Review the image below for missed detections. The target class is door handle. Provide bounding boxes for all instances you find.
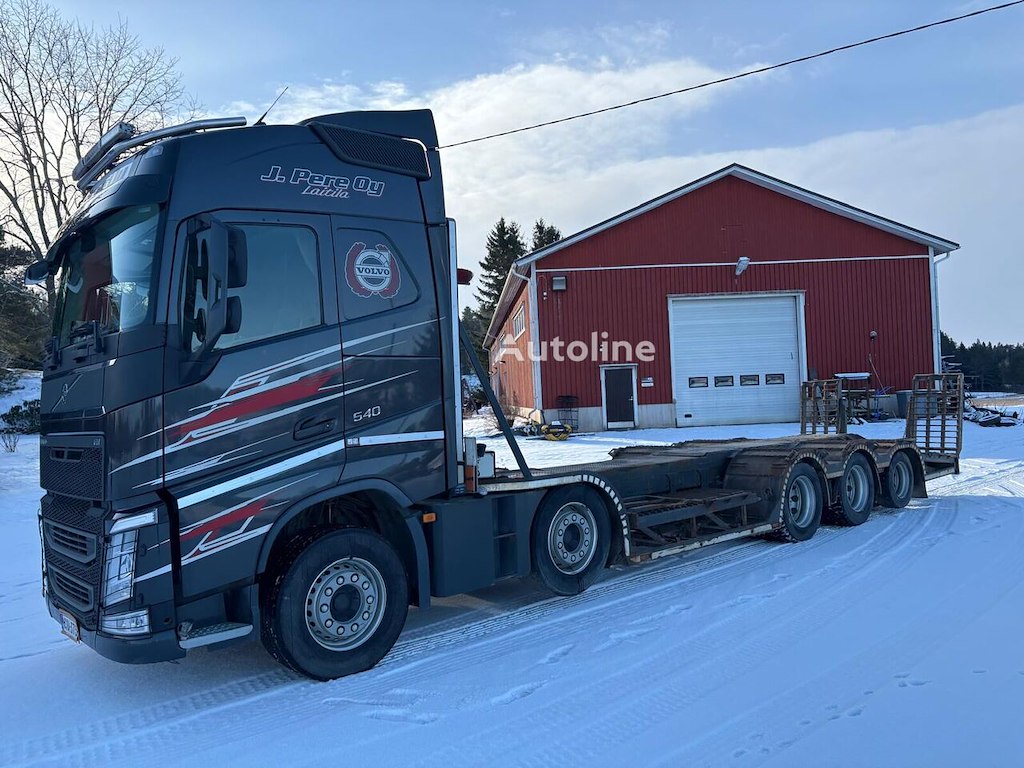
[293,415,335,441]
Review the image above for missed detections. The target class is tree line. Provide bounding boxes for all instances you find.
[941,332,1024,393]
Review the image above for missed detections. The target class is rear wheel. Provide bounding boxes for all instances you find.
[774,463,823,542]
[829,453,876,526]
[261,528,408,680]
[880,451,914,509]
[532,485,612,595]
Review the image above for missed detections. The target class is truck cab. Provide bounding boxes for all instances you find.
[34,111,464,677]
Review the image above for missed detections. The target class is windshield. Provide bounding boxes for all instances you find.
[53,204,162,348]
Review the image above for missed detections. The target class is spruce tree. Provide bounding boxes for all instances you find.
[531,219,562,251]
[475,217,526,321]
[460,305,487,376]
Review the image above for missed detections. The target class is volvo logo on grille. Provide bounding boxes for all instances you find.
[52,375,81,412]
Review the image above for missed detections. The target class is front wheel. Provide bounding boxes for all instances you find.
[261,528,408,680]
[532,485,612,596]
[773,463,823,542]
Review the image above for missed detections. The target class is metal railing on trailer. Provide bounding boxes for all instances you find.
[905,372,964,477]
[800,379,846,435]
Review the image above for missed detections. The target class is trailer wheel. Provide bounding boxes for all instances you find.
[880,451,914,509]
[774,463,823,542]
[261,528,408,680]
[830,453,876,526]
[532,486,611,596]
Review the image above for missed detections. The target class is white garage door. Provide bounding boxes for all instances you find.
[670,294,804,427]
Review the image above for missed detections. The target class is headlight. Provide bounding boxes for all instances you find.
[100,608,150,636]
[110,508,158,533]
[102,529,138,607]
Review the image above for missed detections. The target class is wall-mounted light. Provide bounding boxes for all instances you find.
[551,275,567,291]
[735,256,750,277]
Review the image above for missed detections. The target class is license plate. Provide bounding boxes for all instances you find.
[59,610,80,642]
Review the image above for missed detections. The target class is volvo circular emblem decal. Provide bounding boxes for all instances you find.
[345,242,401,298]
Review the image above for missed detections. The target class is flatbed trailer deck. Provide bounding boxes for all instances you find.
[466,433,932,566]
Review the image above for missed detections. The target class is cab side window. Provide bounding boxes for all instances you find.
[179,223,322,353]
[216,224,321,350]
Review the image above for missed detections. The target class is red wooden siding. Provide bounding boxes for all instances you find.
[541,175,924,271]
[530,175,936,413]
[536,259,934,410]
[489,281,534,411]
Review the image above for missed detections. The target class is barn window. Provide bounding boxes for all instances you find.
[766,373,786,385]
[688,376,708,388]
[551,275,567,291]
[512,305,526,339]
[740,375,760,386]
[715,376,734,387]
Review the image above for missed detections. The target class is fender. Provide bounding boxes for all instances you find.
[254,478,430,607]
[481,472,631,558]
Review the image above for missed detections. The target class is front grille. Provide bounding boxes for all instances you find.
[44,520,96,563]
[40,438,104,500]
[41,495,103,628]
[49,565,94,613]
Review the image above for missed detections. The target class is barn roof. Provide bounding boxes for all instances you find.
[484,163,959,346]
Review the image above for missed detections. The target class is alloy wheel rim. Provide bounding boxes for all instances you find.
[788,475,817,528]
[547,502,598,575]
[845,463,870,512]
[305,557,387,651]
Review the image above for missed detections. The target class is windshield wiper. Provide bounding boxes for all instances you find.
[67,320,106,358]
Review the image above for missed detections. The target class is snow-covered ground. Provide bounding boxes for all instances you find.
[1,409,1022,767]
[0,370,40,414]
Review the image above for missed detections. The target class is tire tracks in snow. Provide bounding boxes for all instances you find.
[655,496,1024,767]
[404,496,956,768]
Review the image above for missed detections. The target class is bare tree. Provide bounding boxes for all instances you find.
[0,0,192,304]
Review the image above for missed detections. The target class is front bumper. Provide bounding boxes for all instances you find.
[47,596,184,664]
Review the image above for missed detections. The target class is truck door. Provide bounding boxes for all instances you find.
[332,215,447,503]
[162,211,345,597]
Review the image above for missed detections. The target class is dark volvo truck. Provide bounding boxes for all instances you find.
[28,111,961,680]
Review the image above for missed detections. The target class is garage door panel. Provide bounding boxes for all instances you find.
[670,295,802,427]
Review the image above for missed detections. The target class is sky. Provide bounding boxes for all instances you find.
[58,0,1024,343]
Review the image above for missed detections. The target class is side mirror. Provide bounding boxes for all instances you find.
[187,216,248,354]
[225,296,242,334]
[228,227,247,288]
[25,260,50,285]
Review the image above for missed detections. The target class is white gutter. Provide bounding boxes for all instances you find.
[929,245,941,374]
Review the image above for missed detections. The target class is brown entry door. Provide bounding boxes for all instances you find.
[604,367,636,429]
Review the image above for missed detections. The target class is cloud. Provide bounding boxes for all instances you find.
[257,50,757,284]
[231,52,1022,343]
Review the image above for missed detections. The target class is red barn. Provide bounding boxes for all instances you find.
[484,164,958,431]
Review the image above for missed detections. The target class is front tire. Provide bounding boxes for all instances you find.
[774,463,823,542]
[261,528,408,680]
[532,485,612,596]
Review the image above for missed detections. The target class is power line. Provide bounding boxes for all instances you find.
[438,1,1024,150]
